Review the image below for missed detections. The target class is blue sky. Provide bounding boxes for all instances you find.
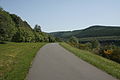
[0,0,120,32]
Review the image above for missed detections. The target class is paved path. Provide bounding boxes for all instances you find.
[27,43,117,80]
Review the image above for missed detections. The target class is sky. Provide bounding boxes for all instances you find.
[0,0,120,32]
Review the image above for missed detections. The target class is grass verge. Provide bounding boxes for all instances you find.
[60,42,120,79]
[0,42,46,80]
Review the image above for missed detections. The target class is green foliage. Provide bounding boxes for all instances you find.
[0,9,17,41]
[10,14,36,42]
[48,35,56,42]
[99,45,120,63]
[79,36,120,42]
[67,38,120,63]
[34,32,43,42]
[50,25,120,41]
[0,7,3,11]
[111,47,120,63]
[85,42,92,49]
[79,42,92,50]
[0,8,56,42]
[69,36,79,44]
[34,24,41,32]
[55,37,62,42]
[91,39,100,49]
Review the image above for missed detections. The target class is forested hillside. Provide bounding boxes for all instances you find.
[0,8,56,42]
[50,25,120,40]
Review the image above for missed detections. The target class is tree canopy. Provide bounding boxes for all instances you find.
[0,8,56,42]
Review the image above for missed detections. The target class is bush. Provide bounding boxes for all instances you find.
[69,36,79,44]
[68,40,120,63]
[98,45,120,63]
[0,41,6,44]
[111,47,120,63]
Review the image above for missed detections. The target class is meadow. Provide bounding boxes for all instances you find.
[0,42,46,80]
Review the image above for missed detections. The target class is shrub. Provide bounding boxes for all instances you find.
[98,45,120,63]
[68,40,120,63]
[69,36,79,44]
[111,47,120,63]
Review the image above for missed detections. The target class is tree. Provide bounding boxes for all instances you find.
[69,36,79,44]
[0,27,7,41]
[34,32,44,42]
[0,9,17,41]
[48,35,56,42]
[0,7,3,11]
[55,37,62,42]
[12,31,23,42]
[0,8,56,43]
[91,39,100,49]
[85,42,92,50]
[34,24,41,32]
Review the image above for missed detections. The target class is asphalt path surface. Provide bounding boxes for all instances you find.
[27,43,117,80]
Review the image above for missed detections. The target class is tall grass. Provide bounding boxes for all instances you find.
[0,42,46,80]
[60,42,120,79]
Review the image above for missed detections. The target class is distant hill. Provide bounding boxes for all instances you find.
[50,25,120,40]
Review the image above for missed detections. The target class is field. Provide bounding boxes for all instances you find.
[60,42,120,79]
[0,42,46,80]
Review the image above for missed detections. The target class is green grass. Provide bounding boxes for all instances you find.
[60,42,120,79]
[0,42,46,80]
